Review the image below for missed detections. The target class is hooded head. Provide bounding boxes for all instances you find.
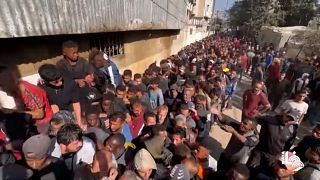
[301,73,309,79]
[134,149,157,180]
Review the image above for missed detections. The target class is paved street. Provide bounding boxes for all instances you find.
[209,74,313,160]
[210,74,252,160]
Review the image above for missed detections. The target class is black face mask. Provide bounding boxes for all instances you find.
[45,79,64,89]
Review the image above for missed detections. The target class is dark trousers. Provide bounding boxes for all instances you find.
[217,153,233,172]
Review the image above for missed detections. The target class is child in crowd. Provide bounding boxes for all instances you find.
[148,78,164,111]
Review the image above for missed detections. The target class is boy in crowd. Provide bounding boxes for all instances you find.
[148,78,164,111]
[133,73,147,92]
[122,69,133,87]
[56,40,94,88]
[108,112,132,142]
[278,89,309,125]
[222,69,238,111]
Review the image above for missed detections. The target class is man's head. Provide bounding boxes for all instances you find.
[85,107,100,128]
[312,125,320,139]
[132,101,144,117]
[295,89,309,102]
[230,70,237,79]
[174,114,187,129]
[0,65,21,96]
[213,77,223,87]
[119,171,139,180]
[184,81,195,97]
[280,72,286,81]
[116,85,127,99]
[171,127,186,146]
[157,105,168,124]
[49,110,75,137]
[226,164,250,180]
[102,93,115,113]
[196,143,210,161]
[38,64,63,87]
[57,124,83,154]
[149,78,159,89]
[151,124,167,138]
[133,73,143,85]
[173,143,192,164]
[169,84,179,98]
[240,117,257,133]
[89,50,107,68]
[306,143,320,164]
[123,69,132,84]
[134,149,157,180]
[127,85,139,99]
[109,112,126,133]
[179,103,191,117]
[144,112,157,126]
[23,134,52,170]
[62,40,79,62]
[194,94,206,110]
[104,134,125,155]
[252,81,263,94]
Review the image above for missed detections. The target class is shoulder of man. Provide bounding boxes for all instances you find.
[56,58,67,66]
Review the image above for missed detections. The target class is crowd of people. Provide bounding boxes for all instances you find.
[0,34,319,180]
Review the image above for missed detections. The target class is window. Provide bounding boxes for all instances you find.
[89,33,124,56]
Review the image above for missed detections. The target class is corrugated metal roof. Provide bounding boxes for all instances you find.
[0,0,187,38]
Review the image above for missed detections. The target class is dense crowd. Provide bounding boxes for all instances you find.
[0,34,319,180]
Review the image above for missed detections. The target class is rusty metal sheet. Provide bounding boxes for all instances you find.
[0,0,187,38]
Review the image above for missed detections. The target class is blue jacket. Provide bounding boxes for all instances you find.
[266,54,273,68]
[122,123,133,142]
[225,76,237,97]
[99,57,122,87]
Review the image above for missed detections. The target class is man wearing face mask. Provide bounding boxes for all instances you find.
[38,64,82,127]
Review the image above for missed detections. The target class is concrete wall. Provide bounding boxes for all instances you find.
[1,29,190,84]
[113,30,185,73]
[258,26,307,50]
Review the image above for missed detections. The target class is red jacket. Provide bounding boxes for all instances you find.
[129,112,145,138]
[268,64,281,80]
[20,80,53,125]
[241,55,249,70]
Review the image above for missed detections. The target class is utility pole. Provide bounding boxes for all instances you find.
[213,10,219,34]
[250,0,253,27]
[211,0,216,34]
[226,0,229,10]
